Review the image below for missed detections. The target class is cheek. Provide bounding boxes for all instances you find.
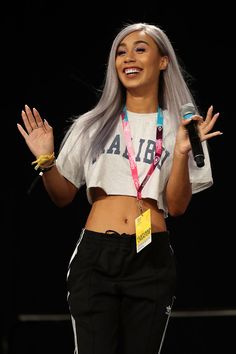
[115,63,123,80]
[147,61,161,79]
[115,58,121,71]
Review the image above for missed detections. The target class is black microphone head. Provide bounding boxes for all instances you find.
[180,103,196,117]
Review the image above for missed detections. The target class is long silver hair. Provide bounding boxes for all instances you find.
[59,22,198,162]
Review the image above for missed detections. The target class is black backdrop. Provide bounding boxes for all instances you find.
[1,2,235,353]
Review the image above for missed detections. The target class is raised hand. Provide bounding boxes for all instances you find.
[17,105,54,159]
[175,105,222,155]
[196,105,222,141]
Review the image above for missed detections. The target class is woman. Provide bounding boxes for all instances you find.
[17,23,221,354]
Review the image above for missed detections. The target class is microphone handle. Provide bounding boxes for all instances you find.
[187,120,205,168]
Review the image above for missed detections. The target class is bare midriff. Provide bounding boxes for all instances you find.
[84,187,167,235]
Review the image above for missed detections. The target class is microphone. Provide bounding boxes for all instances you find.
[180,103,205,168]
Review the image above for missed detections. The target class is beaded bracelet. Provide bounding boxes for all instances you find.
[37,162,56,176]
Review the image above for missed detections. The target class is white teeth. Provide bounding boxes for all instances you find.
[125,68,140,74]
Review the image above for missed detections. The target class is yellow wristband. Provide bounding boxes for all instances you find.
[32,152,55,170]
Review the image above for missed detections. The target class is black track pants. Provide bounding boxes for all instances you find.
[67,229,176,354]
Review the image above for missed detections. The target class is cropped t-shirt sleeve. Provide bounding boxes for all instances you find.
[56,124,85,189]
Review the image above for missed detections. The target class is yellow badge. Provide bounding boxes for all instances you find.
[135,208,152,253]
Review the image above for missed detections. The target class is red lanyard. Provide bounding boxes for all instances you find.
[121,107,163,200]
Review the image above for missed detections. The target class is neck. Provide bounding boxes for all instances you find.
[125,92,158,113]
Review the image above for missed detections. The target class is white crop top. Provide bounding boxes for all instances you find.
[56,110,213,216]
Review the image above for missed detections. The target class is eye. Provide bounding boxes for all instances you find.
[135,47,146,53]
[116,49,126,56]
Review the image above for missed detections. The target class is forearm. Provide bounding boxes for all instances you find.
[42,165,77,207]
[165,151,192,216]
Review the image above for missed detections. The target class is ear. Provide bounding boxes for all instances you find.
[160,56,169,71]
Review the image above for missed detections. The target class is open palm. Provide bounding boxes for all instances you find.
[17,105,54,158]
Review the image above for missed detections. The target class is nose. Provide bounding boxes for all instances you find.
[124,58,135,64]
[124,51,136,63]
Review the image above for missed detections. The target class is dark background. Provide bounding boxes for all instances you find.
[1,1,235,353]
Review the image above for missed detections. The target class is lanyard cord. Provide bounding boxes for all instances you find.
[121,107,163,200]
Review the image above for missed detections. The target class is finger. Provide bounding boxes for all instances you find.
[204,105,214,124]
[21,109,33,134]
[203,112,220,132]
[182,115,203,127]
[17,123,29,140]
[204,130,223,140]
[44,119,53,132]
[33,107,46,130]
[24,104,38,130]
[192,115,204,123]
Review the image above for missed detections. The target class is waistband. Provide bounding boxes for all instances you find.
[82,228,169,244]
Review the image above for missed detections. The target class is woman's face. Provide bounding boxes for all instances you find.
[115,30,168,95]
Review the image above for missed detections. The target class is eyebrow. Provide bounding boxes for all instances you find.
[118,40,150,47]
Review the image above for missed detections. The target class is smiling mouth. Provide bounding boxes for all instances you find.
[124,68,142,75]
